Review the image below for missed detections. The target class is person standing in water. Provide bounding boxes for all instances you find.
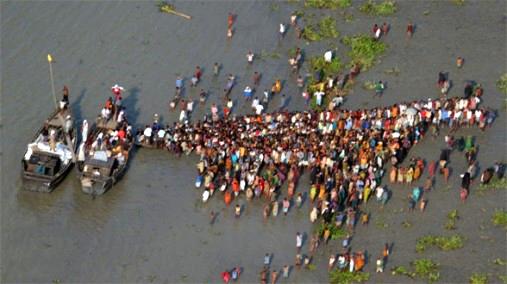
[213,63,220,76]
[279,23,286,39]
[296,232,303,252]
[60,85,70,109]
[406,21,414,38]
[246,51,254,64]
[234,204,241,218]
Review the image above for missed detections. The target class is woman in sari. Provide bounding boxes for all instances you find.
[389,167,397,183]
[405,167,414,184]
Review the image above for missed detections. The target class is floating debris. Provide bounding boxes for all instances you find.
[157,2,192,20]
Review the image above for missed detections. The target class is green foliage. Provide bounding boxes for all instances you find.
[309,56,343,78]
[157,1,175,13]
[287,47,298,58]
[492,209,507,229]
[305,0,351,9]
[497,73,507,95]
[307,263,317,270]
[478,178,507,193]
[344,13,354,22]
[445,209,459,230]
[391,265,415,278]
[259,50,281,60]
[493,258,507,266]
[302,24,321,41]
[359,0,397,16]
[453,0,466,6]
[319,17,340,39]
[329,270,370,284]
[413,259,440,283]
[448,209,459,220]
[315,222,347,240]
[270,2,280,11]
[293,10,305,17]
[500,275,507,284]
[362,81,376,90]
[342,34,386,70]
[470,273,489,284]
[416,234,465,253]
[393,259,440,283]
[303,17,339,41]
[444,220,457,230]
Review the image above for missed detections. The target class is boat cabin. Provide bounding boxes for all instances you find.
[23,152,61,177]
[82,151,117,179]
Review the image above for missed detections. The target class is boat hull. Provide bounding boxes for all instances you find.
[77,124,133,196]
[21,162,74,192]
[21,108,77,192]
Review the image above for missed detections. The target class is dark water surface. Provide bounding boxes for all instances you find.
[1,1,506,282]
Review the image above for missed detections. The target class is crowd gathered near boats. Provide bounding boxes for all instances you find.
[138,86,495,208]
[22,62,502,282]
[19,10,505,283]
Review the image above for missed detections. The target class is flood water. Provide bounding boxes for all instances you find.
[1,1,506,283]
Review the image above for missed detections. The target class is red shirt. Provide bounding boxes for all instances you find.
[118,129,126,140]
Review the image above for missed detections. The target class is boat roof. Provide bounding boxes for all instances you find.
[84,155,114,169]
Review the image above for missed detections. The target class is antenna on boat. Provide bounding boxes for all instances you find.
[47,54,58,108]
[47,54,77,162]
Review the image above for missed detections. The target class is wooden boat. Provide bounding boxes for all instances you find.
[21,108,77,192]
[134,114,164,149]
[77,116,133,196]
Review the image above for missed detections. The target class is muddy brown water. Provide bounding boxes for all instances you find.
[1,1,506,283]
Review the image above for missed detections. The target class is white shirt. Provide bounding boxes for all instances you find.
[279,23,286,34]
[179,110,187,122]
[81,120,89,142]
[117,110,124,122]
[263,91,270,100]
[186,101,194,112]
[324,51,332,62]
[101,108,110,119]
[157,129,166,138]
[252,98,259,108]
[296,235,302,247]
[327,78,334,88]
[143,127,152,137]
[247,53,254,62]
[314,91,324,100]
[255,104,264,115]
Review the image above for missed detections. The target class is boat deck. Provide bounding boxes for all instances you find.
[97,118,119,130]
[47,109,71,128]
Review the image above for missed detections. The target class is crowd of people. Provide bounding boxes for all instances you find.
[132,84,494,221]
[113,11,498,281]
